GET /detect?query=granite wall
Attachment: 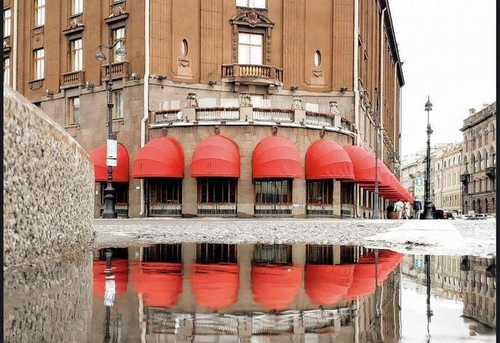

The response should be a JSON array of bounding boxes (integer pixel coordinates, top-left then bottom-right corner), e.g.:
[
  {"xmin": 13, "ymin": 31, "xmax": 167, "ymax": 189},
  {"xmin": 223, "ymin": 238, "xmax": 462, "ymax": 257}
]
[{"xmin": 3, "ymin": 86, "xmax": 94, "ymax": 268}]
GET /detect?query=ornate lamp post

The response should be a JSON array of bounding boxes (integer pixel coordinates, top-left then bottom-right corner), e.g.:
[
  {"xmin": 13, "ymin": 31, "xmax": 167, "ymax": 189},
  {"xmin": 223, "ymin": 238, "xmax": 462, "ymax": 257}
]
[
  {"xmin": 95, "ymin": 37, "xmax": 126, "ymax": 219},
  {"xmin": 423, "ymin": 97, "xmax": 434, "ymax": 219}
]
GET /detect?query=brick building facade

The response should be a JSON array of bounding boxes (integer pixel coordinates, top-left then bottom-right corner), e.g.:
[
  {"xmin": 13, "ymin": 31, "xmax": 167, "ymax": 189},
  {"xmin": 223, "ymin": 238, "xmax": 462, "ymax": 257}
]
[{"xmin": 3, "ymin": 0, "xmax": 405, "ymax": 218}]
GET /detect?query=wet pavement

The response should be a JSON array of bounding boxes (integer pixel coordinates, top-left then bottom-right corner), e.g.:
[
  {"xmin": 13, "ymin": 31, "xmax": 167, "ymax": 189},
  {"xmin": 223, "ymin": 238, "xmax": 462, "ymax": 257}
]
[
  {"xmin": 4, "ymin": 239, "xmax": 497, "ymax": 342},
  {"xmin": 95, "ymin": 218, "xmax": 496, "ymax": 257}
]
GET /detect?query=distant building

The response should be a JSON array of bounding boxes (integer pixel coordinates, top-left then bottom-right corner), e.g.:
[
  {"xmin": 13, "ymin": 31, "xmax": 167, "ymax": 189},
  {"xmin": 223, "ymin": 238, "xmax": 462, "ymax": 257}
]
[
  {"xmin": 431, "ymin": 143, "xmax": 463, "ymax": 214},
  {"xmin": 460, "ymin": 103, "xmax": 496, "ymax": 215}
]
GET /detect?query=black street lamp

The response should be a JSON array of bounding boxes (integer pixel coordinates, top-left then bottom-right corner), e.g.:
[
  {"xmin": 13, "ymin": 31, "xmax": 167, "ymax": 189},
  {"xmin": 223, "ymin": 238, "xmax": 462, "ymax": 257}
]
[
  {"xmin": 95, "ymin": 37, "xmax": 126, "ymax": 219},
  {"xmin": 423, "ymin": 97, "xmax": 434, "ymax": 219}
]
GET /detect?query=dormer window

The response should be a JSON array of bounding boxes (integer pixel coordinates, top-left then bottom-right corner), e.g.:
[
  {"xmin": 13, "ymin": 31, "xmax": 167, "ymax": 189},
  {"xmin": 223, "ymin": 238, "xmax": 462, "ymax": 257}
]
[{"xmin": 236, "ymin": 0, "xmax": 266, "ymax": 9}]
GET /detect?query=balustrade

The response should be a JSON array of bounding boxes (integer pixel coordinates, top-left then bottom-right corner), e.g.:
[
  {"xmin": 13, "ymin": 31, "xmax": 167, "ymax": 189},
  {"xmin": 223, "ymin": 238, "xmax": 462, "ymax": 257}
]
[
  {"xmin": 253, "ymin": 108, "xmax": 294, "ymax": 123},
  {"xmin": 154, "ymin": 110, "xmax": 184, "ymax": 124},
  {"xmin": 195, "ymin": 107, "xmax": 240, "ymax": 121},
  {"xmin": 61, "ymin": 71, "xmax": 85, "ymax": 88},
  {"xmin": 222, "ymin": 64, "xmax": 283, "ymax": 85}
]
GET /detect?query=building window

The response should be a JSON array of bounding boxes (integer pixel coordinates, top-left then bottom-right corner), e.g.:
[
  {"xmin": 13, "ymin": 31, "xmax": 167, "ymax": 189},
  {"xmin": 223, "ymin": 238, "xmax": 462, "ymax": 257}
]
[
  {"xmin": 146, "ymin": 180, "xmax": 182, "ymax": 216},
  {"xmin": 70, "ymin": 38, "xmax": 83, "ymax": 72},
  {"xmin": 236, "ymin": 0, "xmax": 266, "ymax": 9},
  {"xmin": 180, "ymin": 39, "xmax": 188, "ymax": 57},
  {"xmin": 4, "ymin": 8, "xmax": 11, "ymax": 37},
  {"xmin": 34, "ymin": 0, "xmax": 46, "ymax": 27},
  {"xmin": 197, "ymin": 178, "xmax": 237, "ymax": 204},
  {"xmin": 306, "ymin": 180, "xmax": 333, "ymax": 206},
  {"xmin": 314, "ymin": 50, "xmax": 321, "ymax": 67},
  {"xmin": 238, "ymin": 33, "xmax": 263, "ymax": 65},
  {"xmin": 71, "ymin": 0, "xmax": 83, "ymax": 16},
  {"xmin": 33, "ymin": 48, "xmax": 45, "ymax": 80},
  {"xmin": 3, "ymin": 56, "xmax": 10, "ymax": 86},
  {"xmin": 255, "ymin": 179, "xmax": 292, "ymax": 208},
  {"xmin": 112, "ymin": 90, "xmax": 123, "ymax": 119},
  {"xmin": 112, "ymin": 27, "xmax": 126, "ymax": 63},
  {"xmin": 67, "ymin": 96, "xmax": 80, "ymax": 125},
  {"xmin": 196, "ymin": 243, "xmax": 237, "ymax": 264}
]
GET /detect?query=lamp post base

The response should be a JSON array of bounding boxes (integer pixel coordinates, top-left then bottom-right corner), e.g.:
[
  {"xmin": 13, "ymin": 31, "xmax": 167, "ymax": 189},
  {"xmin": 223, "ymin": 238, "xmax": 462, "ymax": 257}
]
[
  {"xmin": 422, "ymin": 201, "xmax": 434, "ymax": 220},
  {"xmin": 102, "ymin": 182, "xmax": 117, "ymax": 219}
]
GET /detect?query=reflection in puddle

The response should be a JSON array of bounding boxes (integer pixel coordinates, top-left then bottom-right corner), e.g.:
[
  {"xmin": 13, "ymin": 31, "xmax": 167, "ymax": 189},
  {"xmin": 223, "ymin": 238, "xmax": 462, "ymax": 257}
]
[{"xmin": 4, "ymin": 243, "xmax": 495, "ymax": 342}]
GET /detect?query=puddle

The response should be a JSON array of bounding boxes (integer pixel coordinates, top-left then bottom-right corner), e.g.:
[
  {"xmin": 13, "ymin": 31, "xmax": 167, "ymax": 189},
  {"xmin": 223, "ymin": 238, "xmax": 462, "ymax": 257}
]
[{"xmin": 4, "ymin": 243, "xmax": 496, "ymax": 342}]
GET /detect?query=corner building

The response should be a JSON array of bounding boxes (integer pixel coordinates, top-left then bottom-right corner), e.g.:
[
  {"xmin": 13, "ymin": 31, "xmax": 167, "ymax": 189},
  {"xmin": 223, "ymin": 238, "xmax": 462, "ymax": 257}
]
[{"xmin": 4, "ymin": 0, "xmax": 405, "ymax": 218}]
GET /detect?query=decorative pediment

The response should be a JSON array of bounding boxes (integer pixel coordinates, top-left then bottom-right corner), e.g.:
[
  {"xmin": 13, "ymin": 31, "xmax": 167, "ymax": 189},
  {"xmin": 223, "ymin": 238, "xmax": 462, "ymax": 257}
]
[{"xmin": 230, "ymin": 10, "xmax": 274, "ymax": 29}]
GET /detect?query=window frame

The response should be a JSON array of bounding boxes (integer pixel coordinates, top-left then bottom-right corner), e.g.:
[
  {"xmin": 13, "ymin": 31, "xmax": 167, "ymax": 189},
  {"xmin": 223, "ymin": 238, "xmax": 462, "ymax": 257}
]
[
  {"xmin": 3, "ymin": 56, "xmax": 10, "ymax": 86},
  {"xmin": 112, "ymin": 90, "xmax": 124, "ymax": 119},
  {"xmin": 70, "ymin": 38, "xmax": 83, "ymax": 72},
  {"xmin": 71, "ymin": 0, "xmax": 84, "ymax": 16},
  {"xmin": 34, "ymin": 0, "xmax": 46, "ymax": 27},
  {"xmin": 66, "ymin": 96, "xmax": 80, "ymax": 126},
  {"xmin": 236, "ymin": 0, "xmax": 267, "ymax": 9},
  {"xmin": 4, "ymin": 8, "xmax": 11, "ymax": 37},
  {"xmin": 33, "ymin": 48, "xmax": 45, "ymax": 80},
  {"xmin": 112, "ymin": 27, "xmax": 126, "ymax": 63},
  {"xmin": 237, "ymin": 32, "xmax": 264, "ymax": 65}
]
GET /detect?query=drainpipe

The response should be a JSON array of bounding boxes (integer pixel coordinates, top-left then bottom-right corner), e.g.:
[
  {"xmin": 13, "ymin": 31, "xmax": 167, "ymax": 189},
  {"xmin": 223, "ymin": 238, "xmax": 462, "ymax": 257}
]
[
  {"xmin": 379, "ymin": 6, "xmax": 387, "ymax": 161},
  {"xmin": 353, "ymin": 0, "xmax": 360, "ymax": 146},
  {"xmin": 140, "ymin": 0, "xmax": 151, "ymax": 216},
  {"xmin": 353, "ymin": 0, "xmax": 360, "ymax": 217},
  {"xmin": 12, "ymin": 0, "xmax": 18, "ymax": 90}
]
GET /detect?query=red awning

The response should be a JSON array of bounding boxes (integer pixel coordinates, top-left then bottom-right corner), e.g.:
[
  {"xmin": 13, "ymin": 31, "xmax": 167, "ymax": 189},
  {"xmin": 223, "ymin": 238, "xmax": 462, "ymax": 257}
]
[
  {"xmin": 305, "ymin": 264, "xmax": 354, "ymax": 306},
  {"xmin": 191, "ymin": 264, "xmax": 240, "ymax": 311},
  {"xmin": 345, "ymin": 263, "xmax": 377, "ymax": 300},
  {"xmin": 133, "ymin": 137, "xmax": 184, "ymax": 179},
  {"xmin": 305, "ymin": 140, "xmax": 355, "ymax": 180},
  {"xmin": 252, "ymin": 265, "xmax": 303, "ymax": 311},
  {"xmin": 253, "ymin": 136, "xmax": 304, "ymax": 179},
  {"xmin": 93, "ymin": 259, "xmax": 129, "ymax": 298},
  {"xmin": 90, "ymin": 143, "xmax": 129, "ymax": 183},
  {"xmin": 357, "ymin": 251, "xmax": 403, "ymax": 283},
  {"xmin": 343, "ymin": 146, "xmax": 391, "ymax": 186},
  {"xmin": 191, "ymin": 135, "xmax": 240, "ymax": 178},
  {"xmin": 130, "ymin": 262, "xmax": 182, "ymax": 308}
]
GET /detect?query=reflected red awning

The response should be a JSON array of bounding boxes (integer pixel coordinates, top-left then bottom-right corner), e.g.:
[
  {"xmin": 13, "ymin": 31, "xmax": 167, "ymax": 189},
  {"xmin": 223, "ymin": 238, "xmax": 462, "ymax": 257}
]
[
  {"xmin": 191, "ymin": 264, "xmax": 240, "ymax": 311},
  {"xmin": 305, "ymin": 264, "xmax": 354, "ymax": 306},
  {"xmin": 252, "ymin": 265, "xmax": 303, "ymax": 311},
  {"xmin": 90, "ymin": 143, "xmax": 129, "ymax": 183},
  {"xmin": 133, "ymin": 137, "xmax": 184, "ymax": 179},
  {"xmin": 93, "ymin": 259, "xmax": 129, "ymax": 298},
  {"xmin": 253, "ymin": 136, "xmax": 304, "ymax": 179},
  {"xmin": 357, "ymin": 251, "xmax": 404, "ymax": 283},
  {"xmin": 305, "ymin": 140, "xmax": 355, "ymax": 180},
  {"xmin": 191, "ymin": 135, "xmax": 240, "ymax": 178},
  {"xmin": 130, "ymin": 262, "xmax": 183, "ymax": 308},
  {"xmin": 345, "ymin": 263, "xmax": 377, "ymax": 300}
]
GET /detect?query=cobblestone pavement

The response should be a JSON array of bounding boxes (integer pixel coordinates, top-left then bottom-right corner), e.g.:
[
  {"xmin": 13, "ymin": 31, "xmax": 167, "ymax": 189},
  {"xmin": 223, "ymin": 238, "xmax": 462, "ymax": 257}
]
[{"xmin": 94, "ymin": 218, "xmax": 496, "ymax": 257}]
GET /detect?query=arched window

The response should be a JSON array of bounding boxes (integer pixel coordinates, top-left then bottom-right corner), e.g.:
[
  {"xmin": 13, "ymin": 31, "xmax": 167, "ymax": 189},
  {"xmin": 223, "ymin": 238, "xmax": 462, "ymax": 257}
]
[
  {"xmin": 484, "ymin": 150, "xmax": 489, "ymax": 168},
  {"xmin": 181, "ymin": 39, "xmax": 189, "ymax": 57},
  {"xmin": 490, "ymin": 146, "xmax": 495, "ymax": 167},
  {"xmin": 476, "ymin": 152, "xmax": 481, "ymax": 171},
  {"xmin": 470, "ymin": 154, "xmax": 475, "ymax": 173},
  {"xmin": 314, "ymin": 50, "xmax": 321, "ymax": 67}
]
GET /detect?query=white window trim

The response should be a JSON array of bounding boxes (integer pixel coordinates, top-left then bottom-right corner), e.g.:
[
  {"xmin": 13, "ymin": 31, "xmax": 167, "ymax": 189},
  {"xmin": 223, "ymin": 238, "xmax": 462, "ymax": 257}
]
[{"xmin": 4, "ymin": 8, "xmax": 11, "ymax": 37}]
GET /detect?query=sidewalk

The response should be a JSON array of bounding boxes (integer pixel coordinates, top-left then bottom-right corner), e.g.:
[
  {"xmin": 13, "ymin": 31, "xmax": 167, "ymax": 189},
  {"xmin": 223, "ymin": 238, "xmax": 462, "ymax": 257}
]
[{"xmin": 94, "ymin": 218, "xmax": 496, "ymax": 257}]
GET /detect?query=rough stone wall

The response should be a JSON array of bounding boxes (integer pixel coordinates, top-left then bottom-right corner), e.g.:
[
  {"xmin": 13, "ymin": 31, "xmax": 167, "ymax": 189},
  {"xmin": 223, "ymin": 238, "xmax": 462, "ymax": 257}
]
[{"xmin": 3, "ymin": 87, "xmax": 94, "ymax": 268}]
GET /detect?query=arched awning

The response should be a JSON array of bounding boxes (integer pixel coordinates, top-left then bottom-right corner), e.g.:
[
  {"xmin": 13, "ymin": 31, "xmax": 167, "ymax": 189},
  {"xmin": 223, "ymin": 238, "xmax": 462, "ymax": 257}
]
[
  {"xmin": 305, "ymin": 264, "xmax": 354, "ymax": 306},
  {"xmin": 305, "ymin": 140, "xmax": 355, "ymax": 180},
  {"xmin": 357, "ymin": 251, "xmax": 404, "ymax": 283},
  {"xmin": 191, "ymin": 135, "xmax": 240, "ymax": 178},
  {"xmin": 93, "ymin": 259, "xmax": 129, "ymax": 298},
  {"xmin": 90, "ymin": 143, "xmax": 129, "ymax": 183},
  {"xmin": 343, "ymin": 146, "xmax": 390, "ymax": 186},
  {"xmin": 345, "ymin": 263, "xmax": 377, "ymax": 300},
  {"xmin": 133, "ymin": 137, "xmax": 184, "ymax": 179},
  {"xmin": 253, "ymin": 136, "xmax": 304, "ymax": 179},
  {"xmin": 130, "ymin": 262, "xmax": 183, "ymax": 308},
  {"xmin": 252, "ymin": 265, "xmax": 303, "ymax": 311},
  {"xmin": 191, "ymin": 264, "xmax": 240, "ymax": 311}
]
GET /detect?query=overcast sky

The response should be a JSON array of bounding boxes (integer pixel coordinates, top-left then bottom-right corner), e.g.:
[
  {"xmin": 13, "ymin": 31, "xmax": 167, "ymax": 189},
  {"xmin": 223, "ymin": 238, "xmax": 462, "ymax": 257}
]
[{"xmin": 389, "ymin": 0, "xmax": 496, "ymax": 157}]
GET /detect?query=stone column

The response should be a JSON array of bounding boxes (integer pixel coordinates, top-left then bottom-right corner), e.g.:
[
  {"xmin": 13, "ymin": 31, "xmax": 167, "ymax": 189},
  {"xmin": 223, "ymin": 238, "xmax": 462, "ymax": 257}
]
[
  {"xmin": 236, "ymin": 244, "xmax": 254, "ymax": 308},
  {"xmin": 292, "ymin": 178, "xmax": 307, "ymax": 217},
  {"xmin": 293, "ymin": 97, "xmax": 306, "ymax": 124},
  {"xmin": 333, "ymin": 180, "xmax": 341, "ymax": 217},
  {"xmin": 177, "ymin": 243, "xmax": 196, "ymax": 311}
]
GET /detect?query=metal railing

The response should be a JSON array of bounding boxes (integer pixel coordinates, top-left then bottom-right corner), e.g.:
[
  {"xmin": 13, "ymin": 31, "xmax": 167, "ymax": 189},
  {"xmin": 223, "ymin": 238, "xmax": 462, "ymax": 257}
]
[
  {"xmin": 195, "ymin": 107, "xmax": 240, "ymax": 121},
  {"xmin": 253, "ymin": 108, "xmax": 294, "ymax": 123}
]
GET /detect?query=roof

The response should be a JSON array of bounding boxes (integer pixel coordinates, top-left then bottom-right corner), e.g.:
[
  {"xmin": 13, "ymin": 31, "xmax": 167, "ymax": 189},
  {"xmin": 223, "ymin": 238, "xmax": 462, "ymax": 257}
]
[{"xmin": 461, "ymin": 102, "xmax": 496, "ymax": 131}]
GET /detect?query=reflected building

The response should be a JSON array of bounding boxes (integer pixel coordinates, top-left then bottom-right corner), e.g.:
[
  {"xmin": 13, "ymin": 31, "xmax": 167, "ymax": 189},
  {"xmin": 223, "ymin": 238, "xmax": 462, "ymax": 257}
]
[
  {"xmin": 91, "ymin": 244, "xmax": 403, "ymax": 342},
  {"xmin": 402, "ymin": 255, "xmax": 496, "ymax": 329}
]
